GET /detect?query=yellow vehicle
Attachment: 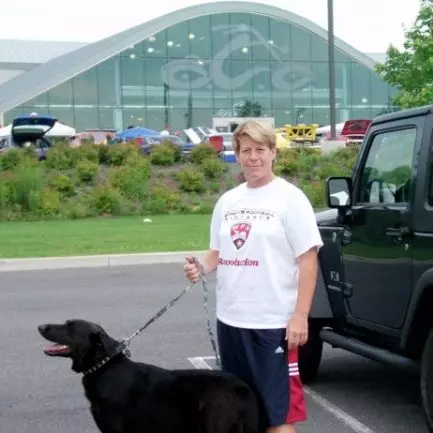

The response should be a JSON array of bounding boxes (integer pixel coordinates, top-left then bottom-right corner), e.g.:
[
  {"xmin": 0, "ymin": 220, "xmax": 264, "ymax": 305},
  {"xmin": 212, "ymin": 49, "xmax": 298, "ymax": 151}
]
[{"xmin": 277, "ymin": 123, "xmax": 319, "ymax": 146}]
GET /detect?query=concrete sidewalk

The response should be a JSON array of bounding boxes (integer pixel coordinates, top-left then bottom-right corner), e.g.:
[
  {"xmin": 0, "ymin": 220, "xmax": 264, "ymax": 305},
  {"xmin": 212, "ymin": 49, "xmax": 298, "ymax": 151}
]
[{"xmin": 0, "ymin": 250, "xmax": 206, "ymax": 272}]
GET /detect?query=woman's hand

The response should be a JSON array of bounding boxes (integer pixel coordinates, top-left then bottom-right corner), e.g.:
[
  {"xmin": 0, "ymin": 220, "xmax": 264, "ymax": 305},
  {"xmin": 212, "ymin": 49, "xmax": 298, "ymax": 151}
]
[
  {"xmin": 285, "ymin": 314, "xmax": 308, "ymax": 351},
  {"xmin": 183, "ymin": 256, "xmax": 201, "ymax": 283}
]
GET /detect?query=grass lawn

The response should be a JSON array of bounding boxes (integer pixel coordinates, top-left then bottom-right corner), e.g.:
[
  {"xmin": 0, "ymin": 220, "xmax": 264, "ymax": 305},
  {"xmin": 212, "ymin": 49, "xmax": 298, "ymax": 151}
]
[{"xmin": 0, "ymin": 214, "xmax": 212, "ymax": 259}]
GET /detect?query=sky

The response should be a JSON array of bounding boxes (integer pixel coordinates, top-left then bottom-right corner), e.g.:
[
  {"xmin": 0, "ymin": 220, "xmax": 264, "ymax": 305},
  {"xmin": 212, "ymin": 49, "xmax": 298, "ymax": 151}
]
[{"xmin": 0, "ymin": 0, "xmax": 421, "ymax": 53}]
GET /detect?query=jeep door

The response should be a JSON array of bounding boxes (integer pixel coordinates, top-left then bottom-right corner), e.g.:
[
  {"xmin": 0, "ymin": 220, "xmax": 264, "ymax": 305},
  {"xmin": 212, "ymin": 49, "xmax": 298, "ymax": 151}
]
[{"xmin": 340, "ymin": 117, "xmax": 422, "ymax": 330}]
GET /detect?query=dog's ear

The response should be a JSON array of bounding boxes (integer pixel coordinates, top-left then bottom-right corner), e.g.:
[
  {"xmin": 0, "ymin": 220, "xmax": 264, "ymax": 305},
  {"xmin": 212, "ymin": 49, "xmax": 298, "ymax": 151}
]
[{"xmin": 90, "ymin": 330, "xmax": 119, "ymax": 356}]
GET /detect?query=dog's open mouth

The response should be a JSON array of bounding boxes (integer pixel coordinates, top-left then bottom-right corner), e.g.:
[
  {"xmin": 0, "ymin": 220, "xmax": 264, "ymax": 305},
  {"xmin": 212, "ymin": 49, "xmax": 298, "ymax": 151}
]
[{"xmin": 43, "ymin": 343, "xmax": 71, "ymax": 356}]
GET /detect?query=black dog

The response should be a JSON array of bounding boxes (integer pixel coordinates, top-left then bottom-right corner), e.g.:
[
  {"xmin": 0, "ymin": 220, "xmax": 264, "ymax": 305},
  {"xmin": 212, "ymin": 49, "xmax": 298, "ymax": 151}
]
[{"xmin": 38, "ymin": 319, "xmax": 262, "ymax": 433}]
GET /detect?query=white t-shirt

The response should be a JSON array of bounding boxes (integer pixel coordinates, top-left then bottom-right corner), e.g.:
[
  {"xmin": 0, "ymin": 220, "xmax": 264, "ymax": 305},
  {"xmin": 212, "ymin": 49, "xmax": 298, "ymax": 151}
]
[{"xmin": 209, "ymin": 177, "xmax": 323, "ymax": 329}]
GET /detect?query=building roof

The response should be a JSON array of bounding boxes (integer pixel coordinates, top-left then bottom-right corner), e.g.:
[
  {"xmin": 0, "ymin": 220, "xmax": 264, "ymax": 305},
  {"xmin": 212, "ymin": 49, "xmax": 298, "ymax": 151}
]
[
  {"xmin": 0, "ymin": 39, "xmax": 87, "ymax": 65},
  {"xmin": 365, "ymin": 52, "xmax": 387, "ymax": 64},
  {"xmin": 0, "ymin": 1, "xmax": 379, "ymax": 114}
]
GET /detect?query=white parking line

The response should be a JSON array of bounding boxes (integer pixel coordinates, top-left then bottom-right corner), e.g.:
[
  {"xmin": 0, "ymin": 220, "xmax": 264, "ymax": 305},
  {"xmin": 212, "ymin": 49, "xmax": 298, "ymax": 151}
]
[{"xmin": 187, "ymin": 356, "xmax": 376, "ymax": 433}]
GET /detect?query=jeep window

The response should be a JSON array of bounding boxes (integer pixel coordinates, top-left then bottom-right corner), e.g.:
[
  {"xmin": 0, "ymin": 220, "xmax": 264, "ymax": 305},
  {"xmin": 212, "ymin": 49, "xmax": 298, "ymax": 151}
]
[{"xmin": 357, "ymin": 127, "xmax": 416, "ymax": 205}]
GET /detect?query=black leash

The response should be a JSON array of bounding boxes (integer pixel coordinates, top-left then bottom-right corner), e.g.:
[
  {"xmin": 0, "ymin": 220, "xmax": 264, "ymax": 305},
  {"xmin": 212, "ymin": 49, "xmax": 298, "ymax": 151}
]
[{"xmin": 119, "ymin": 259, "xmax": 221, "ymax": 366}]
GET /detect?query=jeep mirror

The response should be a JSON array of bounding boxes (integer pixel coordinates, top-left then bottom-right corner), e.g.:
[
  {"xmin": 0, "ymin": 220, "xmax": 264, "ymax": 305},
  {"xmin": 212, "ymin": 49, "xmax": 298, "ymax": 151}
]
[{"xmin": 327, "ymin": 177, "xmax": 352, "ymax": 208}]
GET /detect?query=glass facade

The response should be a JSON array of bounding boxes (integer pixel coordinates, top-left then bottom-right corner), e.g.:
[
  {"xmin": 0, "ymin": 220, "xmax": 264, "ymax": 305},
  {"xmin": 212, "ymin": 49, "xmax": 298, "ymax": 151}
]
[{"xmin": 4, "ymin": 12, "xmax": 398, "ymax": 131}]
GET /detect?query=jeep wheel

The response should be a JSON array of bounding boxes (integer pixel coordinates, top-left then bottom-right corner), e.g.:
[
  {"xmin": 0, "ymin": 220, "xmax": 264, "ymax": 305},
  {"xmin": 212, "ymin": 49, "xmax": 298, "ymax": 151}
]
[
  {"xmin": 298, "ymin": 320, "xmax": 323, "ymax": 384},
  {"xmin": 421, "ymin": 329, "xmax": 433, "ymax": 432}
]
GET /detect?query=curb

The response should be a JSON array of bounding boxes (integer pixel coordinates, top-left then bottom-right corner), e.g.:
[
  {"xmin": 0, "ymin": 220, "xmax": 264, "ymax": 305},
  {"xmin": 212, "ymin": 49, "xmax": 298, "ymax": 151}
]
[{"xmin": 0, "ymin": 250, "xmax": 207, "ymax": 273}]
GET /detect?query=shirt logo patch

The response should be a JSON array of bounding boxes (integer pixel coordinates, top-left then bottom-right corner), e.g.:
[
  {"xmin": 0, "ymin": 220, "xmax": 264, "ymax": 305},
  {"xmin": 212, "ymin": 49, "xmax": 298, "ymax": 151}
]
[{"xmin": 230, "ymin": 222, "xmax": 251, "ymax": 250}]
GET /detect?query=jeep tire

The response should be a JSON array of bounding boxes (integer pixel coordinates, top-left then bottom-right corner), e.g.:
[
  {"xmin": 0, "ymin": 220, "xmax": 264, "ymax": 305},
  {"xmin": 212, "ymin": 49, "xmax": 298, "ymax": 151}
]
[
  {"xmin": 298, "ymin": 319, "xmax": 323, "ymax": 384},
  {"xmin": 421, "ymin": 329, "xmax": 433, "ymax": 432}
]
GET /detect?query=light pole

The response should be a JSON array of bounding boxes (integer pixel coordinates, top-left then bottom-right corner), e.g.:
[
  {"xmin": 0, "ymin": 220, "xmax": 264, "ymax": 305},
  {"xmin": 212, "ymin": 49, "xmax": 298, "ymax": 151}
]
[{"xmin": 328, "ymin": 0, "xmax": 337, "ymax": 139}]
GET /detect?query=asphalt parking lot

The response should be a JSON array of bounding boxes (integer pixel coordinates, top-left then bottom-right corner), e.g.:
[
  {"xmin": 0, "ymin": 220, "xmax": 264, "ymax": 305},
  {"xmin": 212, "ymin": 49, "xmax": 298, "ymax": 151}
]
[{"xmin": 0, "ymin": 264, "xmax": 428, "ymax": 433}]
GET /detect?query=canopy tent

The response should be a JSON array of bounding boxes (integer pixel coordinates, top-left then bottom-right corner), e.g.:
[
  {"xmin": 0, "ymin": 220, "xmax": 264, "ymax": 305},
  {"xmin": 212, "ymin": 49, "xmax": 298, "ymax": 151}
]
[{"xmin": 116, "ymin": 126, "xmax": 159, "ymax": 140}]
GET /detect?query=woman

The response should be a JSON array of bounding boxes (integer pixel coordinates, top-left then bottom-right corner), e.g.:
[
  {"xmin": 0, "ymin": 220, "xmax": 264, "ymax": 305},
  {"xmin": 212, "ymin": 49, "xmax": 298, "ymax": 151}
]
[{"xmin": 184, "ymin": 120, "xmax": 323, "ymax": 433}]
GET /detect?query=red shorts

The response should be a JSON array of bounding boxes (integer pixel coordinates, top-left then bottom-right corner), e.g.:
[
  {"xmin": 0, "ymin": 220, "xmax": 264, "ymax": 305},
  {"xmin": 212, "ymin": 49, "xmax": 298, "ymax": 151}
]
[{"xmin": 286, "ymin": 348, "xmax": 307, "ymax": 424}]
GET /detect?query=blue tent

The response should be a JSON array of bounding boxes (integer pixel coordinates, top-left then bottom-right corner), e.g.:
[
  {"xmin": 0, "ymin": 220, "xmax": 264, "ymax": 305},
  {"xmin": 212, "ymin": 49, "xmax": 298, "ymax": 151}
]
[{"xmin": 116, "ymin": 126, "xmax": 159, "ymax": 140}]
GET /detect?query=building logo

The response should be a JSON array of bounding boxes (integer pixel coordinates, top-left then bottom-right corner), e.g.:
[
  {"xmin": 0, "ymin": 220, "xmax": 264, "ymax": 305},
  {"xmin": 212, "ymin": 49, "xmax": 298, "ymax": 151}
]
[{"xmin": 160, "ymin": 24, "xmax": 312, "ymax": 92}]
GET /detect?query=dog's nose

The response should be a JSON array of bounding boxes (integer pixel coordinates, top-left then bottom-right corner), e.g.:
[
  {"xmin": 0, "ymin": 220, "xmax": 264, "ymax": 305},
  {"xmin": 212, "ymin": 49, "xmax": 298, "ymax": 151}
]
[{"xmin": 38, "ymin": 324, "xmax": 49, "ymax": 334}]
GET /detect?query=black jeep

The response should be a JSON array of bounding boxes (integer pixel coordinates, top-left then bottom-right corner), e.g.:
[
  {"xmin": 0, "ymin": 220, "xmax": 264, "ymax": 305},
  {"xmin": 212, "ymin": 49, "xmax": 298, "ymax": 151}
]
[{"xmin": 300, "ymin": 105, "xmax": 433, "ymax": 431}]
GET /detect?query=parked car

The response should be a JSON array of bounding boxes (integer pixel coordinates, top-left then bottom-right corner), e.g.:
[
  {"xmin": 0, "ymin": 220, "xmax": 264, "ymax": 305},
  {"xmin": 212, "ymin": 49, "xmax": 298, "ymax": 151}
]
[
  {"xmin": 136, "ymin": 134, "xmax": 187, "ymax": 156},
  {"xmin": 302, "ymin": 105, "xmax": 433, "ymax": 432},
  {"xmin": 0, "ymin": 114, "xmax": 56, "ymax": 160}
]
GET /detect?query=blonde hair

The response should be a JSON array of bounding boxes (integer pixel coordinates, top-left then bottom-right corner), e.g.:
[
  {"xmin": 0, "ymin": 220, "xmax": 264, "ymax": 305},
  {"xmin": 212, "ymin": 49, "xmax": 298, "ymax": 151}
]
[{"xmin": 232, "ymin": 120, "xmax": 276, "ymax": 154}]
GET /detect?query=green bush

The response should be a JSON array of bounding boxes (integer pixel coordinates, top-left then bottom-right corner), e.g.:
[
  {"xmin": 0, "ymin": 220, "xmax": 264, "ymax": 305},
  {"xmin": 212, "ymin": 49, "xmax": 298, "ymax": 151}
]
[
  {"xmin": 301, "ymin": 181, "xmax": 326, "ymax": 209},
  {"xmin": 177, "ymin": 167, "xmax": 206, "ymax": 193},
  {"xmin": 0, "ymin": 139, "xmax": 362, "ymax": 221},
  {"xmin": 150, "ymin": 143, "xmax": 176, "ymax": 166},
  {"xmin": 59, "ymin": 194, "xmax": 96, "ymax": 220},
  {"xmin": 189, "ymin": 143, "xmax": 218, "ymax": 164},
  {"xmin": 142, "ymin": 183, "xmax": 183, "ymax": 214},
  {"xmin": 201, "ymin": 157, "xmax": 226, "ymax": 179},
  {"xmin": 74, "ymin": 143, "xmax": 99, "ymax": 163},
  {"xmin": 107, "ymin": 143, "xmax": 139, "ymax": 166},
  {"xmin": 97, "ymin": 144, "xmax": 110, "ymax": 165},
  {"xmin": 45, "ymin": 143, "xmax": 77, "ymax": 170},
  {"xmin": 7, "ymin": 167, "xmax": 44, "ymax": 213},
  {"xmin": 0, "ymin": 148, "xmax": 22, "ymax": 171},
  {"xmin": 76, "ymin": 160, "xmax": 99, "ymax": 183},
  {"xmin": 275, "ymin": 149, "xmax": 300, "ymax": 177},
  {"xmin": 49, "ymin": 174, "xmax": 75, "ymax": 197},
  {"xmin": 38, "ymin": 188, "xmax": 61, "ymax": 217},
  {"xmin": 108, "ymin": 163, "xmax": 151, "ymax": 201},
  {"xmin": 161, "ymin": 139, "xmax": 182, "ymax": 162},
  {"xmin": 91, "ymin": 184, "xmax": 123, "ymax": 215}
]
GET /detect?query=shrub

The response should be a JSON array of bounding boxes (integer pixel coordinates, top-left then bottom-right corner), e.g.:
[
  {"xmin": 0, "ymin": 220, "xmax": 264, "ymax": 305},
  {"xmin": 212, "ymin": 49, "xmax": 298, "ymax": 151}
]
[
  {"xmin": 91, "ymin": 184, "xmax": 123, "ymax": 215},
  {"xmin": 189, "ymin": 143, "xmax": 218, "ymax": 164},
  {"xmin": 201, "ymin": 157, "xmax": 226, "ymax": 179},
  {"xmin": 106, "ymin": 143, "xmax": 139, "ymax": 166},
  {"xmin": 97, "ymin": 144, "xmax": 110, "ymax": 165},
  {"xmin": 45, "ymin": 143, "xmax": 77, "ymax": 170},
  {"xmin": 313, "ymin": 161, "xmax": 344, "ymax": 181},
  {"xmin": 0, "ymin": 148, "xmax": 22, "ymax": 171},
  {"xmin": 76, "ymin": 160, "xmax": 99, "ymax": 183},
  {"xmin": 177, "ymin": 167, "xmax": 206, "ymax": 193},
  {"xmin": 49, "ymin": 174, "xmax": 75, "ymax": 197},
  {"xmin": 150, "ymin": 143, "xmax": 176, "ymax": 166},
  {"xmin": 8, "ymin": 167, "xmax": 44, "ymax": 213},
  {"xmin": 74, "ymin": 143, "xmax": 99, "ymax": 163},
  {"xmin": 161, "ymin": 139, "xmax": 182, "ymax": 162},
  {"xmin": 59, "ymin": 194, "xmax": 96, "ymax": 220},
  {"xmin": 142, "ymin": 182, "xmax": 183, "ymax": 214},
  {"xmin": 108, "ymin": 163, "xmax": 151, "ymax": 201},
  {"xmin": 38, "ymin": 188, "xmax": 60, "ymax": 217},
  {"xmin": 275, "ymin": 149, "xmax": 301, "ymax": 177},
  {"xmin": 301, "ymin": 181, "xmax": 326, "ymax": 209},
  {"xmin": 0, "ymin": 177, "xmax": 10, "ymax": 211}
]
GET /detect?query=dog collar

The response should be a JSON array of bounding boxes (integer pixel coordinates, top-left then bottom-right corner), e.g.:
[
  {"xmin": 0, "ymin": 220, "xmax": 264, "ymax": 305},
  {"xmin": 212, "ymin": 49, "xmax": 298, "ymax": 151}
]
[{"xmin": 83, "ymin": 342, "xmax": 130, "ymax": 376}]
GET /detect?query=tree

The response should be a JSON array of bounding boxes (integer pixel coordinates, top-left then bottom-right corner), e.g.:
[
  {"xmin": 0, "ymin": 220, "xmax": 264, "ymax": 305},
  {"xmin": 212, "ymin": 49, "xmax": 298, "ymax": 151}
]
[
  {"xmin": 236, "ymin": 100, "xmax": 263, "ymax": 117},
  {"xmin": 375, "ymin": 0, "xmax": 433, "ymax": 108}
]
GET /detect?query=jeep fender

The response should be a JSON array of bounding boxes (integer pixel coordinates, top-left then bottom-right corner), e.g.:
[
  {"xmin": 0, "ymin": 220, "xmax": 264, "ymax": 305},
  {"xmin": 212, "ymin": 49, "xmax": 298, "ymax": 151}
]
[
  {"xmin": 310, "ymin": 268, "xmax": 333, "ymax": 319},
  {"xmin": 401, "ymin": 267, "xmax": 433, "ymax": 350}
]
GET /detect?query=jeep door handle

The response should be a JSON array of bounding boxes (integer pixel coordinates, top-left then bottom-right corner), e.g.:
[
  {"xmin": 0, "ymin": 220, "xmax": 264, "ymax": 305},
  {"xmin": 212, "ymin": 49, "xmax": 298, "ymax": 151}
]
[{"xmin": 385, "ymin": 226, "xmax": 411, "ymax": 239}]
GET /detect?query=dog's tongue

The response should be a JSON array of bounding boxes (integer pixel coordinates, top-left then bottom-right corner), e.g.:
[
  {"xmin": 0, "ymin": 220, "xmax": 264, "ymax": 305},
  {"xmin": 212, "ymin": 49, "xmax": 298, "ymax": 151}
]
[{"xmin": 43, "ymin": 343, "xmax": 70, "ymax": 355}]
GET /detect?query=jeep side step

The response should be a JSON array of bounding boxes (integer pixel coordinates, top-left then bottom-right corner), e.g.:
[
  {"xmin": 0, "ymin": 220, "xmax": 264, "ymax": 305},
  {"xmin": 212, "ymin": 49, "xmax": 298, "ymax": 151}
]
[{"xmin": 319, "ymin": 329, "xmax": 419, "ymax": 372}]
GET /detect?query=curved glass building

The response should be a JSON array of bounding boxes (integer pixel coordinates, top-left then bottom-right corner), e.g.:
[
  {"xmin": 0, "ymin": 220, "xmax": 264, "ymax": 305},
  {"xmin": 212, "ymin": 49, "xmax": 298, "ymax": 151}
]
[{"xmin": 0, "ymin": 1, "xmax": 397, "ymax": 132}]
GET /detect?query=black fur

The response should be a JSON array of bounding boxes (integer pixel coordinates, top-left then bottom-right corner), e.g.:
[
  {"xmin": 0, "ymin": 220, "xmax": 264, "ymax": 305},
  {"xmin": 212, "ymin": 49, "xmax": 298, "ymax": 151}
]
[{"xmin": 38, "ymin": 319, "xmax": 261, "ymax": 433}]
